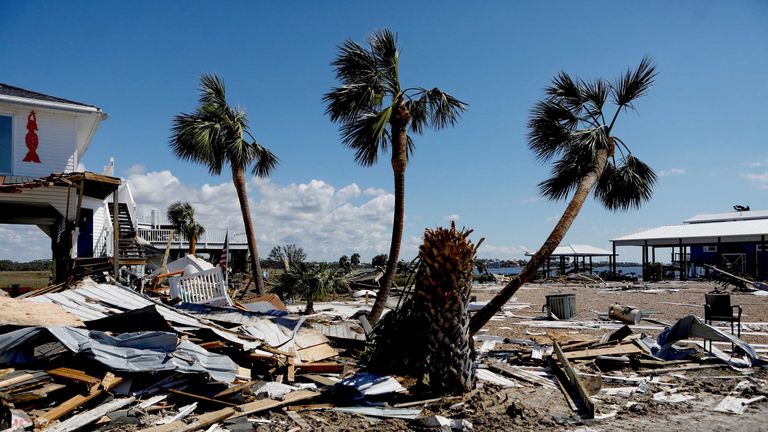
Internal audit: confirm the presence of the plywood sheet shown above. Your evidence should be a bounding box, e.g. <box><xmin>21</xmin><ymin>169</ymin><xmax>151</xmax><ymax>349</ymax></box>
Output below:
<box><xmin>0</xmin><ymin>296</ymin><xmax>83</xmax><ymax>327</ymax></box>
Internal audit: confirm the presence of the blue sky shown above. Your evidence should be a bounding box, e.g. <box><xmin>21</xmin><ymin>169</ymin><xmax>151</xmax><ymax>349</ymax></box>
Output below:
<box><xmin>1</xmin><ymin>1</ymin><xmax>767</xmax><ymax>262</ymax></box>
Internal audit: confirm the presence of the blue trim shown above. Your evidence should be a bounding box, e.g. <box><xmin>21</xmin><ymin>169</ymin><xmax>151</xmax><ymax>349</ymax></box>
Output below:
<box><xmin>0</xmin><ymin>115</ymin><xmax>11</xmax><ymax>174</ymax></box>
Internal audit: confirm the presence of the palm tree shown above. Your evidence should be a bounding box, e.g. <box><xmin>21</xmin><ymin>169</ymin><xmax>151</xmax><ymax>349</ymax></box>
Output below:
<box><xmin>324</xmin><ymin>29</ymin><xmax>467</xmax><ymax>323</ymax></box>
<box><xmin>276</xmin><ymin>263</ymin><xmax>348</xmax><ymax>314</ymax></box>
<box><xmin>170</xmin><ymin>74</ymin><xmax>278</xmax><ymax>295</ymax></box>
<box><xmin>469</xmin><ymin>58</ymin><xmax>658</xmax><ymax>334</ymax></box>
<box><xmin>166</xmin><ymin>202</ymin><xmax>206</xmax><ymax>255</ymax></box>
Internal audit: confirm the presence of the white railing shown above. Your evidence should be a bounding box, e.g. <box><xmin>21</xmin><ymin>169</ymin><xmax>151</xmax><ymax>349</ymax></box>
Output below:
<box><xmin>137</xmin><ymin>228</ymin><xmax>247</xmax><ymax>246</ymax></box>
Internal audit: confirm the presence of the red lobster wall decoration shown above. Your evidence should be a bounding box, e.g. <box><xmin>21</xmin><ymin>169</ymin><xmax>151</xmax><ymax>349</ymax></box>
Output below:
<box><xmin>23</xmin><ymin>111</ymin><xmax>41</xmax><ymax>163</ymax></box>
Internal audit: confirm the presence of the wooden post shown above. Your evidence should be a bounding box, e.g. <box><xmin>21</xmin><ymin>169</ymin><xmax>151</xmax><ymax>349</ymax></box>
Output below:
<box><xmin>611</xmin><ymin>242</ymin><xmax>617</xmax><ymax>276</ymax></box>
<box><xmin>588</xmin><ymin>256</ymin><xmax>592</xmax><ymax>274</ymax></box>
<box><xmin>113</xmin><ymin>190</ymin><xmax>120</xmax><ymax>277</ymax></box>
<box><xmin>642</xmin><ymin>241</ymin><xmax>648</xmax><ymax>281</ymax></box>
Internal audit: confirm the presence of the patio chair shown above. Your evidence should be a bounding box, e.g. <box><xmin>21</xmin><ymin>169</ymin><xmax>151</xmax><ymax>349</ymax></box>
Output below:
<box><xmin>704</xmin><ymin>292</ymin><xmax>742</xmax><ymax>351</ymax></box>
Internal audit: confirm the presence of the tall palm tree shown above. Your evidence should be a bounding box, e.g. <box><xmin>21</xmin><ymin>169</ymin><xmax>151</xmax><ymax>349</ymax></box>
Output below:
<box><xmin>324</xmin><ymin>29</ymin><xmax>467</xmax><ymax>323</ymax></box>
<box><xmin>469</xmin><ymin>58</ymin><xmax>658</xmax><ymax>334</ymax></box>
<box><xmin>170</xmin><ymin>74</ymin><xmax>278</xmax><ymax>295</ymax></box>
<box><xmin>166</xmin><ymin>202</ymin><xmax>206</xmax><ymax>255</ymax></box>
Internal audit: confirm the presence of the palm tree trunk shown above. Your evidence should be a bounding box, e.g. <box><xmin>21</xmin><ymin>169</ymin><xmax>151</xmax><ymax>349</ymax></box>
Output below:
<box><xmin>232</xmin><ymin>166</ymin><xmax>265</xmax><ymax>295</ymax></box>
<box><xmin>369</xmin><ymin>106</ymin><xmax>409</xmax><ymax>324</ymax></box>
<box><xmin>189</xmin><ymin>234</ymin><xmax>196</xmax><ymax>255</ymax></box>
<box><xmin>468</xmin><ymin>148</ymin><xmax>609</xmax><ymax>335</ymax></box>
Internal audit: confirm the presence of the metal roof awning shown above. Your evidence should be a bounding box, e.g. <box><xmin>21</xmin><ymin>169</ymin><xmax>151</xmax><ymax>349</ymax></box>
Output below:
<box><xmin>526</xmin><ymin>244</ymin><xmax>615</xmax><ymax>257</ymax></box>
<box><xmin>0</xmin><ymin>171</ymin><xmax>121</xmax><ymax>200</ymax></box>
<box><xmin>611</xmin><ymin>219</ymin><xmax>768</xmax><ymax>247</ymax></box>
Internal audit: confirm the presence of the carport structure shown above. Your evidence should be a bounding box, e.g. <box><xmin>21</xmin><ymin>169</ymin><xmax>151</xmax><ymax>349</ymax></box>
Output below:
<box><xmin>611</xmin><ymin>211</ymin><xmax>768</xmax><ymax>281</ymax></box>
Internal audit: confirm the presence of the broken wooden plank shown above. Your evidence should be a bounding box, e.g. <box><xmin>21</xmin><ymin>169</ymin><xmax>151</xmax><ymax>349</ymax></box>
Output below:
<box><xmin>487</xmin><ymin>361</ymin><xmax>558</xmax><ymax>390</ymax></box>
<box><xmin>297</xmin><ymin>344</ymin><xmax>338</xmax><ymax>363</ymax></box>
<box><xmin>0</xmin><ymin>373</ymin><xmax>35</xmax><ymax>390</ymax></box>
<box><xmin>300</xmin><ymin>374</ymin><xmax>338</xmax><ymax>387</ymax></box>
<box><xmin>38</xmin><ymin>373</ymin><xmax>122</xmax><ymax>426</ymax></box>
<box><xmin>563</xmin><ymin>344</ymin><xmax>642</xmax><ymax>361</ymax></box>
<box><xmin>286</xmin><ymin>410</ymin><xmax>311</xmax><ymax>430</ymax></box>
<box><xmin>232</xmin><ymin>390</ymin><xmax>320</xmax><ymax>418</ymax></box>
<box><xmin>44</xmin><ymin>396</ymin><xmax>135</xmax><ymax>432</ymax></box>
<box><xmin>167</xmin><ymin>389</ymin><xmax>237</xmax><ymax>407</ymax></box>
<box><xmin>553</xmin><ymin>339</ymin><xmax>594</xmax><ymax>419</ymax></box>
<box><xmin>47</xmin><ymin>368</ymin><xmax>101</xmax><ymax>386</ymax></box>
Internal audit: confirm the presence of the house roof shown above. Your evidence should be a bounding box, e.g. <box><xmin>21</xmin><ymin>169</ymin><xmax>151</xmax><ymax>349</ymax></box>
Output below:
<box><xmin>611</xmin><ymin>219</ymin><xmax>768</xmax><ymax>246</ymax></box>
<box><xmin>683</xmin><ymin>210</ymin><xmax>768</xmax><ymax>224</ymax></box>
<box><xmin>526</xmin><ymin>244</ymin><xmax>614</xmax><ymax>257</ymax></box>
<box><xmin>0</xmin><ymin>82</ymin><xmax>100</xmax><ymax>110</ymax></box>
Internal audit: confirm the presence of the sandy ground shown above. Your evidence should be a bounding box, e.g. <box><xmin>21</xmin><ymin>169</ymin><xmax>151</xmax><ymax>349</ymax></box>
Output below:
<box><xmin>241</xmin><ymin>280</ymin><xmax>768</xmax><ymax>431</ymax></box>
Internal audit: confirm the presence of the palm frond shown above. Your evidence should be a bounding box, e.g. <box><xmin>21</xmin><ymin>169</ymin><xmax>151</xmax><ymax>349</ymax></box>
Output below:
<box><xmin>323</xmin><ymin>83</ymin><xmax>384</xmax><ymax>123</ymax></box>
<box><xmin>407</xmin><ymin>88</ymin><xmax>467</xmax><ymax>133</ymax></box>
<box><xmin>252</xmin><ymin>143</ymin><xmax>280</xmax><ymax>177</ymax></box>
<box><xmin>594</xmin><ymin>154</ymin><xmax>656</xmax><ymax>210</ymax></box>
<box><xmin>340</xmin><ymin>108</ymin><xmax>392</xmax><ymax>166</ymax></box>
<box><xmin>331</xmin><ymin>39</ymin><xmax>380</xmax><ymax>86</ymax></box>
<box><xmin>537</xmin><ymin>143</ymin><xmax>597</xmax><ymax>200</ymax></box>
<box><xmin>612</xmin><ymin>56</ymin><xmax>657</xmax><ymax>109</ymax></box>
<box><xmin>369</xmin><ymin>28</ymin><xmax>400</xmax><ymax>93</ymax></box>
<box><xmin>527</xmin><ymin>99</ymin><xmax>578</xmax><ymax>161</ymax></box>
<box><xmin>580</xmin><ymin>78</ymin><xmax>609</xmax><ymax>117</ymax></box>
<box><xmin>546</xmin><ymin>72</ymin><xmax>583</xmax><ymax>113</ymax></box>
<box><xmin>199</xmin><ymin>74</ymin><xmax>228</xmax><ymax>108</ymax></box>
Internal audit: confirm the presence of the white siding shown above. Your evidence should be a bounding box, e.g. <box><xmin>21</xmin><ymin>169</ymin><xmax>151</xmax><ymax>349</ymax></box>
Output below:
<box><xmin>0</xmin><ymin>101</ymin><xmax>78</xmax><ymax>178</ymax></box>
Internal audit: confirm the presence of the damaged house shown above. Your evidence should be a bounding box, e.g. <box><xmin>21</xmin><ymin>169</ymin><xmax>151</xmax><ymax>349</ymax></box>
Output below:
<box><xmin>0</xmin><ymin>82</ymin><xmax>144</xmax><ymax>282</ymax></box>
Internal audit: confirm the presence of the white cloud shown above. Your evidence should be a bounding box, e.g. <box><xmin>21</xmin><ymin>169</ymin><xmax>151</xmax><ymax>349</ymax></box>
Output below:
<box><xmin>658</xmin><ymin>168</ymin><xmax>686</xmax><ymax>177</ymax></box>
<box><xmin>127</xmin><ymin>170</ymin><xmax>396</xmax><ymax>261</ymax></box>
<box><xmin>742</xmin><ymin>171</ymin><xmax>768</xmax><ymax>190</ymax></box>
<box><xmin>522</xmin><ymin>196</ymin><xmax>543</xmax><ymax>203</ymax></box>
<box><xmin>124</xmin><ymin>164</ymin><xmax>146</xmax><ymax>176</ymax></box>
<box><xmin>446</xmin><ymin>214</ymin><xmax>460</xmax><ymax>222</ymax></box>
<box><xmin>0</xmin><ymin>225</ymin><xmax>50</xmax><ymax>261</ymax></box>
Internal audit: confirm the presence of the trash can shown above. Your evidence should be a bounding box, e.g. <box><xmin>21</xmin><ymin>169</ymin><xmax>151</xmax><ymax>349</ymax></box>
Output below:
<box><xmin>543</xmin><ymin>293</ymin><xmax>576</xmax><ymax>320</ymax></box>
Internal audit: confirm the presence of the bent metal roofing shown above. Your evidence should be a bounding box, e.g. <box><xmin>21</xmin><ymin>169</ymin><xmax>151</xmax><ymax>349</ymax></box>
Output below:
<box><xmin>611</xmin><ymin>218</ymin><xmax>768</xmax><ymax>247</ymax></box>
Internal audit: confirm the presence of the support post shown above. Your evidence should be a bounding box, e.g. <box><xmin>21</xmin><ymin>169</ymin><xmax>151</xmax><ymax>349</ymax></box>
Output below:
<box><xmin>762</xmin><ymin>235</ymin><xmax>766</xmax><ymax>281</ymax></box>
<box><xmin>642</xmin><ymin>241</ymin><xmax>648</xmax><ymax>281</ymax></box>
<box><xmin>611</xmin><ymin>242</ymin><xmax>617</xmax><ymax>276</ymax></box>
<box><xmin>679</xmin><ymin>239</ymin><xmax>686</xmax><ymax>281</ymax></box>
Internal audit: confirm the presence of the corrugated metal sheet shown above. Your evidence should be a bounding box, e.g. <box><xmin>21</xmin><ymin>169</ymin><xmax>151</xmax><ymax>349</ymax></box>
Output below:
<box><xmin>26</xmin><ymin>280</ymin><xmax>261</xmax><ymax>350</ymax></box>
<box><xmin>612</xmin><ymin>219</ymin><xmax>768</xmax><ymax>246</ymax></box>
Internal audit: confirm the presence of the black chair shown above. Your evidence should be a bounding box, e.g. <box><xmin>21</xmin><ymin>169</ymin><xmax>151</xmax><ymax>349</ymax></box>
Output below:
<box><xmin>704</xmin><ymin>292</ymin><xmax>742</xmax><ymax>351</ymax></box>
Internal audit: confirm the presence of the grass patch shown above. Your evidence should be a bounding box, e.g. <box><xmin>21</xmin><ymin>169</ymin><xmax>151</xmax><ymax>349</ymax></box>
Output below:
<box><xmin>0</xmin><ymin>271</ymin><xmax>51</xmax><ymax>289</ymax></box>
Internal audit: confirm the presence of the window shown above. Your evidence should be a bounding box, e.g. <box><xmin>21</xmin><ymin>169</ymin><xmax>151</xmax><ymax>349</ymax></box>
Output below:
<box><xmin>704</xmin><ymin>245</ymin><xmax>717</xmax><ymax>253</ymax></box>
<box><xmin>0</xmin><ymin>115</ymin><xmax>11</xmax><ymax>174</ymax></box>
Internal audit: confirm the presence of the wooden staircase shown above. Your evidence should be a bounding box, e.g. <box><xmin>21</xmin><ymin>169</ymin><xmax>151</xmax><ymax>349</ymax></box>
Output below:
<box><xmin>108</xmin><ymin>203</ymin><xmax>146</xmax><ymax>265</ymax></box>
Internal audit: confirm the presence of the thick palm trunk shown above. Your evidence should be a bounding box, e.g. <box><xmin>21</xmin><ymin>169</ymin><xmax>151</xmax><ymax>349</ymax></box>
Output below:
<box><xmin>232</xmin><ymin>166</ymin><xmax>265</xmax><ymax>295</ymax></box>
<box><xmin>189</xmin><ymin>234</ymin><xmax>196</xmax><ymax>255</ymax></box>
<box><xmin>369</xmin><ymin>105</ymin><xmax>409</xmax><ymax>324</ymax></box>
<box><xmin>468</xmin><ymin>148</ymin><xmax>609</xmax><ymax>335</ymax></box>
<box><xmin>418</xmin><ymin>224</ymin><xmax>476</xmax><ymax>394</ymax></box>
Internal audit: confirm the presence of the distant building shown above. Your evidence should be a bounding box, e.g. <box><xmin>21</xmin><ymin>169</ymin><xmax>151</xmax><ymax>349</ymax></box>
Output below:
<box><xmin>611</xmin><ymin>210</ymin><xmax>768</xmax><ymax>281</ymax></box>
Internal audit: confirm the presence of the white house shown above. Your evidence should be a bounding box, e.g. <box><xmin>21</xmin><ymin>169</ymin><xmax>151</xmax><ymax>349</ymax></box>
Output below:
<box><xmin>0</xmin><ymin>83</ymin><xmax>143</xmax><ymax>281</ymax></box>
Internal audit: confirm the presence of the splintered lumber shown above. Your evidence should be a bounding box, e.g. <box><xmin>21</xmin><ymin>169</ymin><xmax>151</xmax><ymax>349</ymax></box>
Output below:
<box><xmin>44</xmin><ymin>396</ymin><xmax>135</xmax><ymax>432</ymax></box>
<box><xmin>0</xmin><ymin>373</ymin><xmax>35</xmax><ymax>389</ymax></box>
<box><xmin>563</xmin><ymin>343</ymin><xmax>642</xmax><ymax>361</ymax></box>
<box><xmin>47</xmin><ymin>368</ymin><xmax>101</xmax><ymax>386</ymax></box>
<box><xmin>487</xmin><ymin>362</ymin><xmax>558</xmax><ymax>390</ymax></box>
<box><xmin>38</xmin><ymin>373</ymin><xmax>123</xmax><ymax>426</ymax></box>
<box><xmin>297</xmin><ymin>344</ymin><xmax>338</xmax><ymax>363</ymax></box>
<box><xmin>167</xmin><ymin>389</ymin><xmax>238</xmax><ymax>407</ymax></box>
<box><xmin>553</xmin><ymin>339</ymin><xmax>594</xmax><ymax>419</ymax></box>
<box><xmin>286</xmin><ymin>410</ymin><xmax>312</xmax><ymax>430</ymax></box>
<box><xmin>231</xmin><ymin>390</ymin><xmax>320</xmax><ymax>418</ymax></box>
<box><xmin>301</xmin><ymin>374</ymin><xmax>338</xmax><ymax>387</ymax></box>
